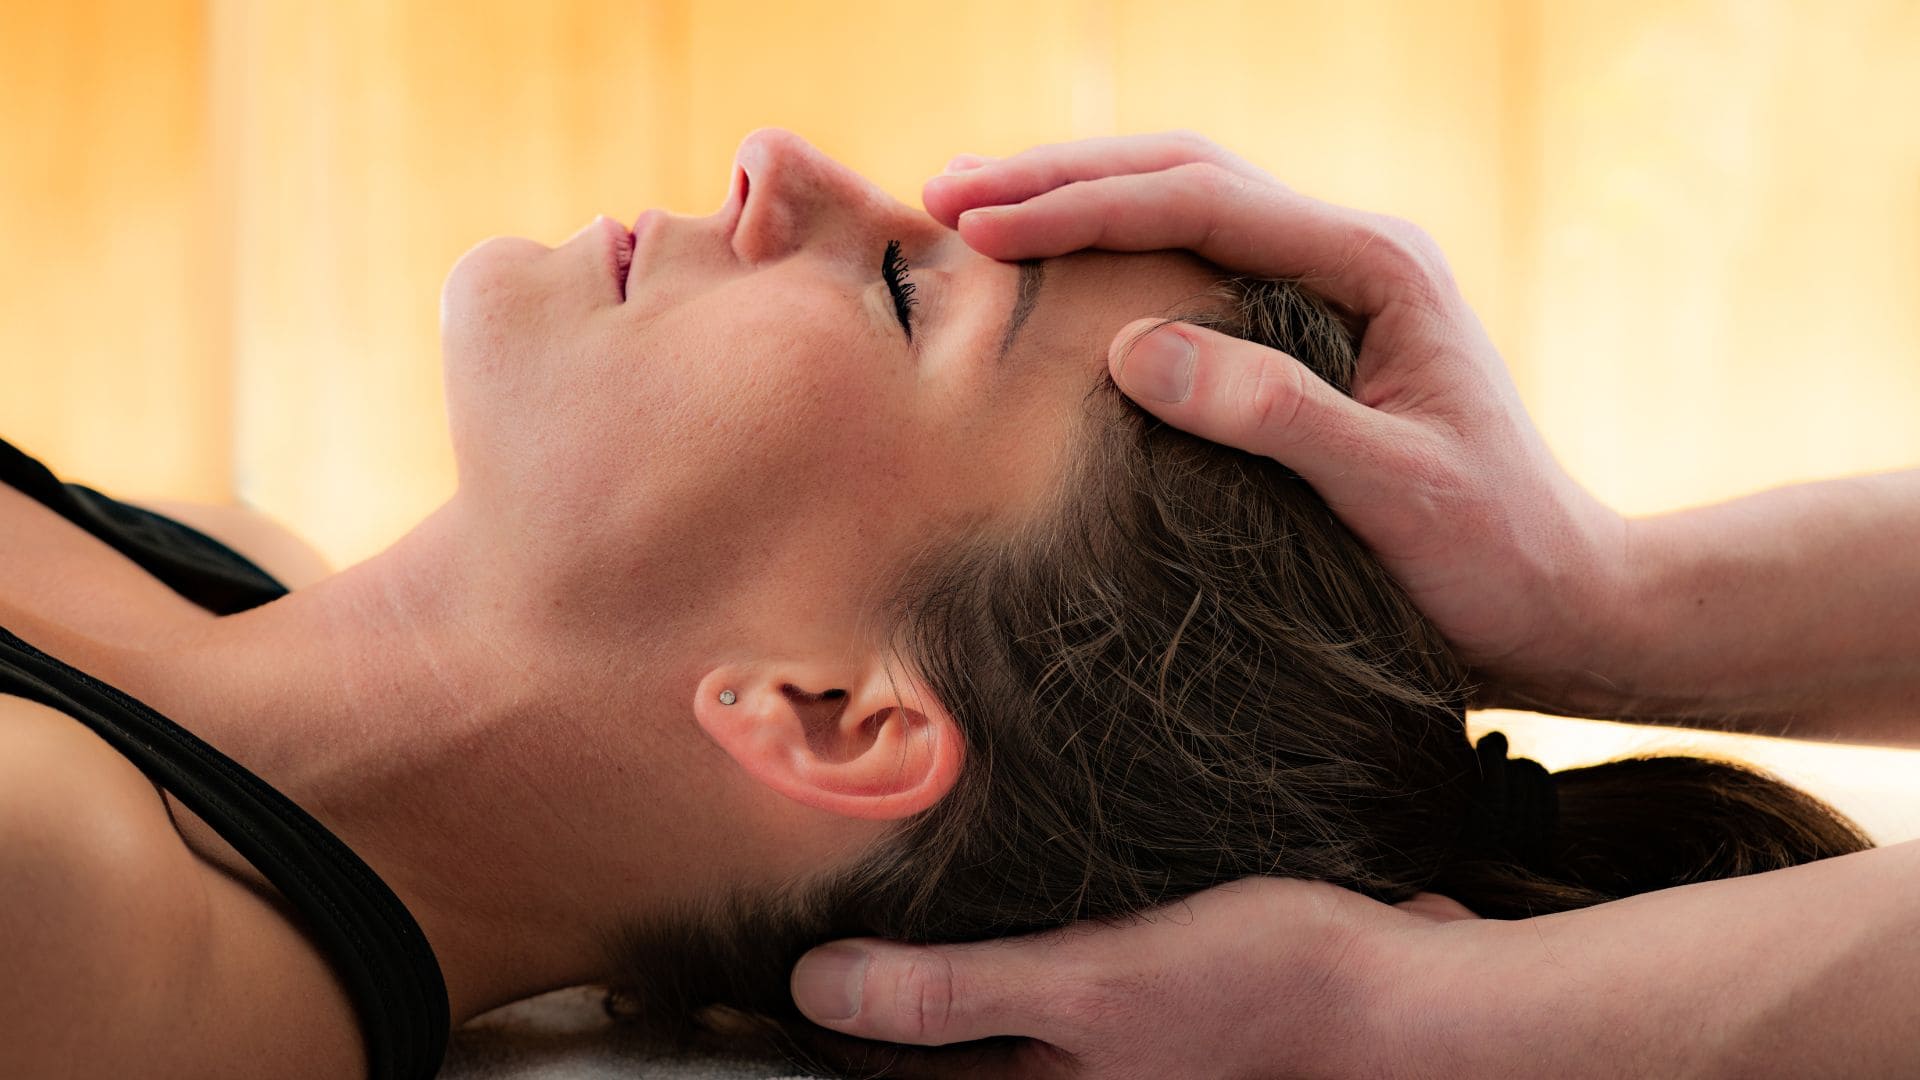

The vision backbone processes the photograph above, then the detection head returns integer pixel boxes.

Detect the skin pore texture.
[0,130,1227,1033]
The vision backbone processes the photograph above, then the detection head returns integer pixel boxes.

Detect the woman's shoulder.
[0,692,190,868]
[0,694,366,1078]
[0,692,213,1073]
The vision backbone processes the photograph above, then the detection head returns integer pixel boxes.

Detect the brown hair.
[601,275,1871,1060]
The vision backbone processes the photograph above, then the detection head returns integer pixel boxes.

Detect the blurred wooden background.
[3,0,1917,840]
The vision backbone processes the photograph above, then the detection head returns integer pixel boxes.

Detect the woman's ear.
[693,660,962,821]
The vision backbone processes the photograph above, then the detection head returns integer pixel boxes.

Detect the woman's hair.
[601,274,1871,1061]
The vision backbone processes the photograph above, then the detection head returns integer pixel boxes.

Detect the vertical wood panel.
[0,0,227,499]
[1526,0,1920,514]
[1107,0,1526,360]
[673,0,1096,206]
[213,0,686,562]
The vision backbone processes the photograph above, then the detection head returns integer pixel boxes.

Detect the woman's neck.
[106,500,704,1020]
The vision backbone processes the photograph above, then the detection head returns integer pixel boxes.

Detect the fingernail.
[943,153,991,174]
[958,205,1007,224]
[792,944,867,1021]
[1118,324,1196,403]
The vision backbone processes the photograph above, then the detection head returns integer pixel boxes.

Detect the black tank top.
[0,437,449,1080]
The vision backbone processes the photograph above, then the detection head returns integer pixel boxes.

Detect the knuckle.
[1370,214,1460,309]
[1243,352,1314,448]
[1169,162,1250,249]
[1172,159,1241,199]
[1162,129,1279,188]
[894,951,958,1042]
[1375,213,1434,256]
[1163,128,1220,157]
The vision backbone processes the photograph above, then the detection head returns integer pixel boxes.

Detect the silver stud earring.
[718,690,737,706]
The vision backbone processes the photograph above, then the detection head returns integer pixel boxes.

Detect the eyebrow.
[993,259,1047,363]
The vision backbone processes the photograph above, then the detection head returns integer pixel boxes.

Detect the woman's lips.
[624,209,669,299]
[618,181,741,300]
[597,214,635,300]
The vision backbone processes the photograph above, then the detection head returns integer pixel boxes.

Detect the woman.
[0,129,1867,1080]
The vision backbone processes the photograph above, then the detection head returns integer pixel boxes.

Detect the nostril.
[727,128,819,263]
[724,163,751,249]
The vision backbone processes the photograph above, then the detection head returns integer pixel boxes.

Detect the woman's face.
[438,129,1217,647]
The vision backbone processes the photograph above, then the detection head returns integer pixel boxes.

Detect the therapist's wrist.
[1471,497,1641,718]
[1354,918,1493,1080]
[1520,509,1758,723]
[1390,903,1739,1080]
[1313,909,1502,1080]
[1192,894,1461,1080]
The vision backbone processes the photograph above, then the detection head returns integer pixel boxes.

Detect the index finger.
[922,129,1273,228]
[954,163,1456,318]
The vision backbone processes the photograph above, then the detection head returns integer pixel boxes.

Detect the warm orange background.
[3,1,1917,839]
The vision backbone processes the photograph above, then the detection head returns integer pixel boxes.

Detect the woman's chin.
[436,236,558,475]
[438,235,551,340]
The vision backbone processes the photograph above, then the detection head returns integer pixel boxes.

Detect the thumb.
[1109,319,1399,486]
[790,938,1055,1046]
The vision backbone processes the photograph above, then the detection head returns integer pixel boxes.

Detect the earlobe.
[694,664,962,821]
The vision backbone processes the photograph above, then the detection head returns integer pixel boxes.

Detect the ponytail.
[1430,753,1874,919]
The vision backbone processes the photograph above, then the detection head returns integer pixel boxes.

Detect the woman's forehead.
[1005,250,1226,353]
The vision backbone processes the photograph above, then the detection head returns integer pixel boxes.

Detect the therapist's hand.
[924,134,1628,710]
[789,877,1477,1080]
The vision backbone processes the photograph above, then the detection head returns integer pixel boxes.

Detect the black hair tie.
[1459,731,1559,870]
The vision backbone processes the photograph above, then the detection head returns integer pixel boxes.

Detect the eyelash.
[881,239,918,341]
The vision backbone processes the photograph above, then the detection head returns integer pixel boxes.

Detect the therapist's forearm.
[1563,471,1920,743]
[1406,839,1920,1079]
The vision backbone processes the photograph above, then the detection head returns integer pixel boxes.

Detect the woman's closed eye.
[881,239,918,341]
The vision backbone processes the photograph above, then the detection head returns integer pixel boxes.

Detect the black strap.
[1,435,446,1077]
[0,438,287,614]
[0,627,449,1079]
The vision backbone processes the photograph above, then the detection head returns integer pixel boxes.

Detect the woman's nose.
[729,128,894,264]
